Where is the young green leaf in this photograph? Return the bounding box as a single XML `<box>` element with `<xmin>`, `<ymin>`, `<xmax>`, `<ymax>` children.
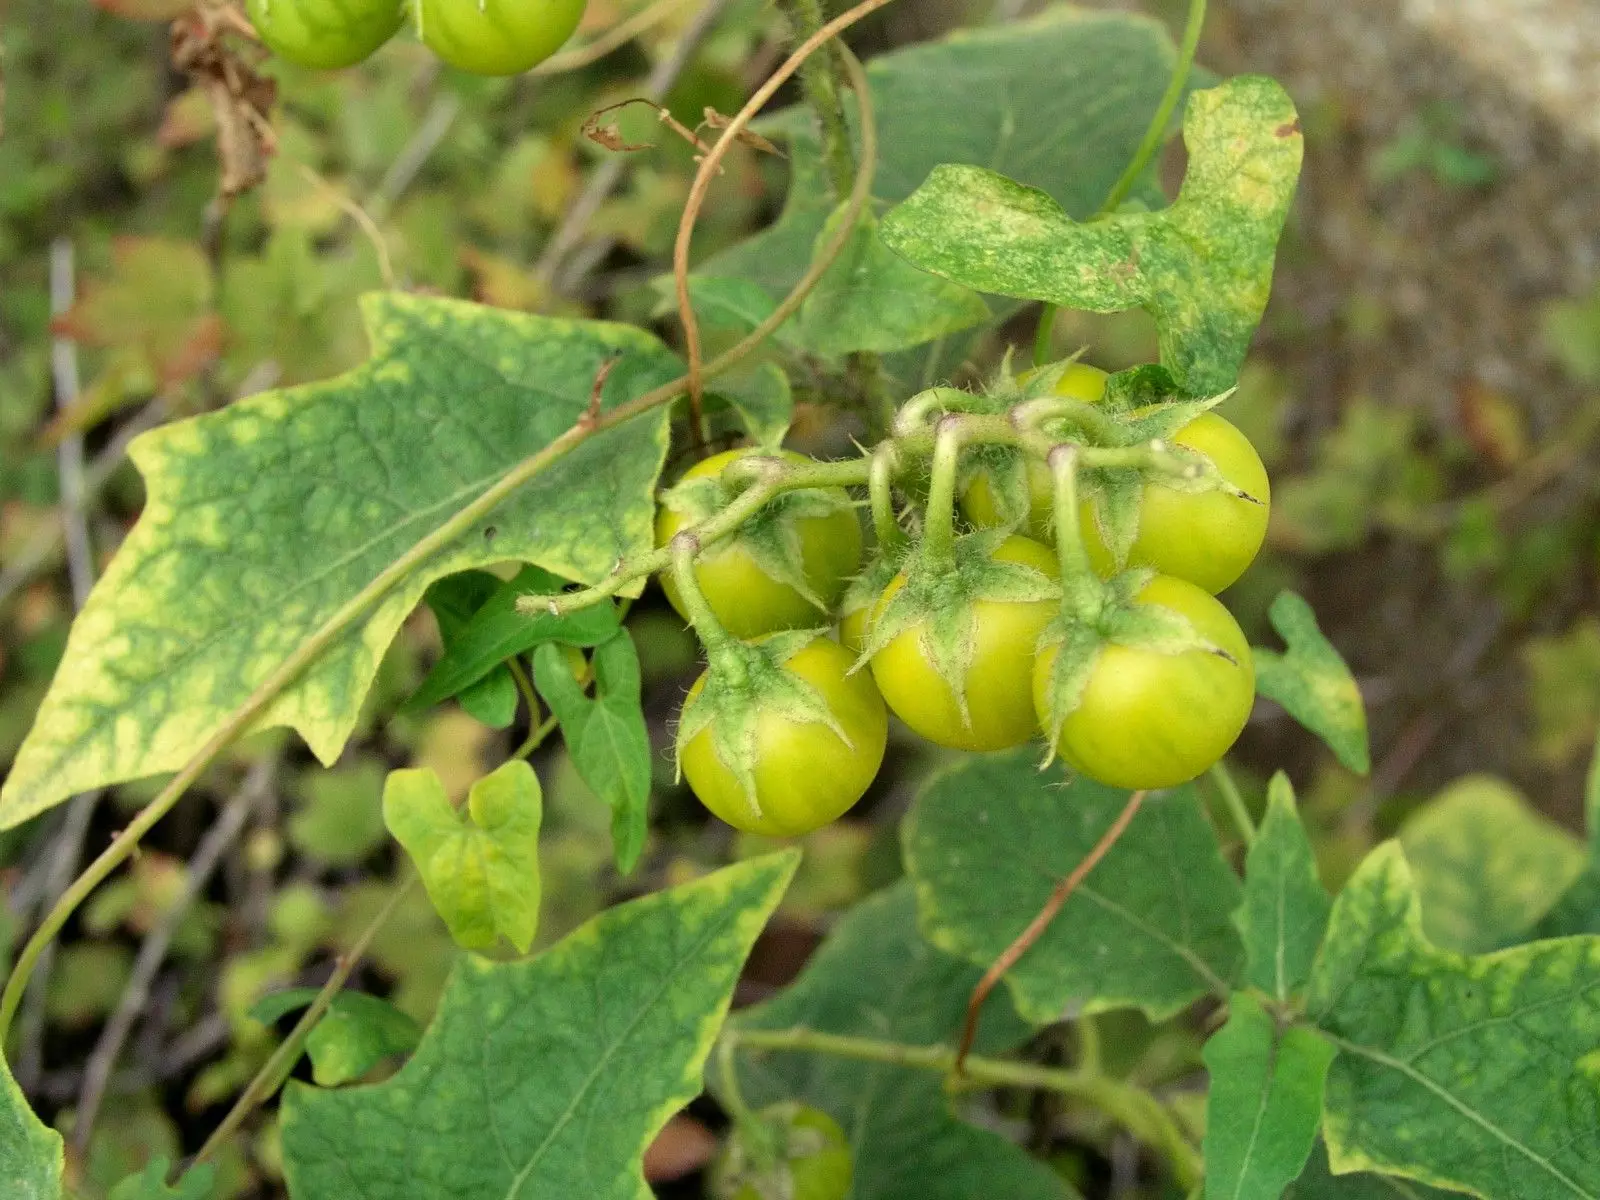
<box><xmin>1236</xmin><ymin>773</ymin><xmax>1332</xmax><ymax>1002</ymax></box>
<box><xmin>1253</xmin><ymin>591</ymin><xmax>1371</xmax><ymax>774</ymax></box>
<box><xmin>1398</xmin><ymin>775</ymin><xmax>1585</xmax><ymax>953</ymax></box>
<box><xmin>533</xmin><ymin>632</ymin><xmax>652</xmax><ymax>875</ymax></box>
<box><xmin>697</xmin><ymin>7</ymin><xmax>1203</xmax><ymax>301</ymax></box>
<box><xmin>0</xmin><ymin>1049</ymin><xmax>61</xmax><ymax>1200</ymax></box>
<box><xmin>280</xmin><ymin>851</ymin><xmax>800</xmax><ymax>1200</ymax></box>
<box><xmin>879</xmin><ymin>76</ymin><xmax>1302</xmax><ymax>395</ymax></box>
<box><xmin>1309</xmin><ymin>842</ymin><xmax>1600</xmax><ymax>1199</ymax></box>
<box><xmin>407</xmin><ymin>564</ymin><xmax>621</xmax><ymax>717</ymax></box>
<box><xmin>728</xmin><ymin>884</ymin><xmax>1066</xmax><ymax>1200</ymax></box>
<box><xmin>1203</xmin><ymin>993</ymin><xmax>1335</xmax><ymax>1200</ymax></box>
<box><xmin>383</xmin><ymin>760</ymin><xmax>544</xmax><ymax>954</ymax></box>
<box><xmin>106</xmin><ymin>1157</ymin><xmax>215</xmax><ymax>1200</ymax></box>
<box><xmin>792</xmin><ymin>210</ymin><xmax>990</xmax><ymax>358</ymax></box>
<box><xmin>417</xmin><ymin>570</ymin><xmax>519</xmax><ymax>728</ymax></box>
<box><xmin>0</xmin><ymin>295</ymin><xmax>678</xmax><ymax>830</ymax></box>
<box><xmin>903</xmin><ymin>751</ymin><xmax>1243</xmax><ymax>1023</ymax></box>
<box><xmin>248</xmin><ymin>988</ymin><xmax>422</xmax><ymax>1087</ymax></box>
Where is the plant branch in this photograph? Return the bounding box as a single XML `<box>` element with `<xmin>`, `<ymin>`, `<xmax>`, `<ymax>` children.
<box><xmin>783</xmin><ymin>0</ymin><xmax>857</xmax><ymax>200</ymax></box>
<box><xmin>188</xmin><ymin>873</ymin><xmax>419</xmax><ymax>1171</ymax></box>
<box><xmin>955</xmin><ymin>790</ymin><xmax>1146</xmax><ymax>1071</ymax></box>
<box><xmin>1031</xmin><ymin>0</ymin><xmax>1206</xmax><ymax>361</ymax></box>
<box><xmin>72</xmin><ymin>755</ymin><xmax>276</xmax><ymax>1151</ymax></box>
<box><xmin>673</xmin><ymin>0</ymin><xmax>889</xmax><ymax>448</ymax></box>
<box><xmin>723</xmin><ymin>1024</ymin><xmax>1200</xmax><ymax>1187</ymax></box>
<box><xmin>1209</xmin><ymin>758</ymin><xmax>1254</xmax><ymax>846</ymax></box>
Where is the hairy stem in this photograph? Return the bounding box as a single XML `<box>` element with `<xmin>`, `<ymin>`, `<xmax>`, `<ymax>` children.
<box><xmin>784</xmin><ymin>0</ymin><xmax>856</xmax><ymax>199</ymax></box>
<box><xmin>724</xmin><ymin>1024</ymin><xmax>1200</xmax><ymax>1187</ymax></box>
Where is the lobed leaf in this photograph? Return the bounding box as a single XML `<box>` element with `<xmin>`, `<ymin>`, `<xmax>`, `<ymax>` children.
<box><xmin>280</xmin><ymin>852</ymin><xmax>799</xmax><ymax>1200</ymax></box>
<box><xmin>1536</xmin><ymin>732</ymin><xmax>1600</xmax><ymax>939</ymax></box>
<box><xmin>383</xmin><ymin>760</ymin><xmax>544</xmax><ymax>954</ymax></box>
<box><xmin>1287</xmin><ymin>1141</ymin><xmax>1466</xmax><ymax>1198</ymax></box>
<box><xmin>880</xmin><ymin>76</ymin><xmax>1303</xmax><ymax>395</ymax></box>
<box><xmin>533</xmin><ymin>633</ymin><xmax>653</xmax><ymax>874</ymax></box>
<box><xmin>903</xmin><ymin>751</ymin><xmax>1243</xmax><ymax>1023</ymax></box>
<box><xmin>1236</xmin><ymin>773</ymin><xmax>1332</xmax><ymax>1001</ymax></box>
<box><xmin>1398</xmin><ymin>775</ymin><xmax>1585</xmax><ymax>953</ymax></box>
<box><xmin>730</xmin><ymin>883</ymin><xmax>1067</xmax><ymax>1200</ymax></box>
<box><xmin>1308</xmin><ymin>843</ymin><xmax>1600</xmax><ymax>1199</ymax></box>
<box><xmin>1203</xmin><ymin>993</ymin><xmax>1335</xmax><ymax>1200</ymax></box>
<box><xmin>1253</xmin><ymin>591</ymin><xmax>1371</xmax><ymax>774</ymax></box>
<box><xmin>1</xmin><ymin>294</ymin><xmax>679</xmax><ymax>829</ymax></box>
<box><xmin>696</xmin><ymin>8</ymin><xmax>1201</xmax><ymax>303</ymax></box>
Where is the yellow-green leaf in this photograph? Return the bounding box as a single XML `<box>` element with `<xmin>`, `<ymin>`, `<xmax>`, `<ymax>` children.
<box><xmin>0</xmin><ymin>1048</ymin><xmax>61</xmax><ymax>1200</ymax></box>
<box><xmin>1</xmin><ymin>294</ymin><xmax>679</xmax><ymax>829</ymax></box>
<box><xmin>1309</xmin><ymin>843</ymin><xmax>1600</xmax><ymax>1199</ymax></box>
<box><xmin>383</xmin><ymin>760</ymin><xmax>544</xmax><ymax>954</ymax></box>
<box><xmin>1399</xmin><ymin>775</ymin><xmax>1586</xmax><ymax>953</ymax></box>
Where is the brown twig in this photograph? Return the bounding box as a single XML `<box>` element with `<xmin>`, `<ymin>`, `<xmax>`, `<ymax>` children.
<box><xmin>581</xmin><ymin>356</ymin><xmax>622</xmax><ymax>429</ymax></box>
<box><xmin>671</xmin><ymin>0</ymin><xmax>898</xmax><ymax>451</ymax></box>
<box><xmin>955</xmin><ymin>790</ymin><xmax>1147</xmax><ymax>1072</ymax></box>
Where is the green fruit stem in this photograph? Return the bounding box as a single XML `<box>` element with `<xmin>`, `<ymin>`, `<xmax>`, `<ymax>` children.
<box><xmin>722</xmin><ymin>1026</ymin><xmax>1201</xmax><ymax>1188</ymax></box>
<box><xmin>869</xmin><ymin>443</ymin><xmax>908</xmax><ymax>554</ymax></box>
<box><xmin>917</xmin><ymin>418</ymin><xmax>965</xmax><ymax>569</ymax></box>
<box><xmin>1049</xmin><ymin>444</ymin><xmax>1103</xmax><ymax>620</ymax></box>
<box><xmin>670</xmin><ymin>532</ymin><xmax>742</xmax><ymax>662</ymax></box>
<box><xmin>1010</xmin><ymin>393</ymin><xmax>1123</xmax><ymax>447</ymax></box>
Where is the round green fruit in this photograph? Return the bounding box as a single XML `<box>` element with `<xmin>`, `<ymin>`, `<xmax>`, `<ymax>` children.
<box><xmin>248</xmin><ymin>0</ymin><xmax>404</xmax><ymax>69</ymax></box>
<box><xmin>715</xmin><ymin>1103</ymin><xmax>853</xmax><ymax>1200</ymax></box>
<box><xmin>413</xmin><ymin>0</ymin><xmax>586</xmax><ymax>76</ymax></box>
<box><xmin>1082</xmin><ymin>410</ymin><xmax>1270</xmax><ymax>594</ymax></box>
<box><xmin>1034</xmin><ymin>573</ymin><xmax>1254</xmax><ymax>789</ymax></box>
<box><xmin>869</xmin><ymin>534</ymin><xmax>1058</xmax><ymax>752</ymax></box>
<box><xmin>657</xmin><ymin>449</ymin><xmax>862</xmax><ymax>642</ymax></box>
<box><xmin>681</xmin><ymin>637</ymin><xmax>886</xmax><ymax>837</ymax></box>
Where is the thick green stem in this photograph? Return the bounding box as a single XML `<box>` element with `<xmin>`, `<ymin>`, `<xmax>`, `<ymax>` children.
<box><xmin>1048</xmin><ymin>445</ymin><xmax>1101</xmax><ymax>620</ymax></box>
<box><xmin>670</xmin><ymin>532</ymin><xmax>739</xmax><ymax>658</ymax></box>
<box><xmin>1100</xmin><ymin>0</ymin><xmax>1206</xmax><ymax>215</ymax></box>
<box><xmin>724</xmin><ymin>1026</ymin><xmax>1201</xmax><ymax>1188</ymax></box>
<box><xmin>1030</xmin><ymin>0</ymin><xmax>1206</xmax><ymax>363</ymax></box>
<box><xmin>869</xmin><ymin>443</ymin><xmax>907</xmax><ymax>553</ymax></box>
<box><xmin>1011</xmin><ymin>394</ymin><xmax>1124</xmax><ymax>447</ymax></box>
<box><xmin>918</xmin><ymin>421</ymin><xmax>965</xmax><ymax>568</ymax></box>
<box><xmin>1210</xmin><ymin>758</ymin><xmax>1255</xmax><ymax>846</ymax></box>
<box><xmin>785</xmin><ymin>0</ymin><xmax>857</xmax><ymax>199</ymax></box>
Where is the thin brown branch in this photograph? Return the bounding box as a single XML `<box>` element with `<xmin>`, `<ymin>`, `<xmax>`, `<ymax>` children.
<box><xmin>672</xmin><ymin>0</ymin><xmax>897</xmax><ymax>449</ymax></box>
<box><xmin>955</xmin><ymin>790</ymin><xmax>1147</xmax><ymax>1072</ymax></box>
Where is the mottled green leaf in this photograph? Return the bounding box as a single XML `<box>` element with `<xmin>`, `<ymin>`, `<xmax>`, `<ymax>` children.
<box><xmin>1537</xmin><ymin>732</ymin><xmax>1600</xmax><ymax>939</ymax></box>
<box><xmin>280</xmin><ymin>852</ymin><xmax>799</xmax><ymax>1200</ymax></box>
<box><xmin>249</xmin><ymin>988</ymin><xmax>422</xmax><ymax>1087</ymax></box>
<box><xmin>730</xmin><ymin>883</ymin><xmax>1067</xmax><ymax>1200</ymax></box>
<box><xmin>1253</xmin><ymin>591</ymin><xmax>1371</xmax><ymax>774</ymax></box>
<box><xmin>698</xmin><ymin>7</ymin><xmax>1201</xmax><ymax>301</ymax></box>
<box><xmin>0</xmin><ymin>1049</ymin><xmax>60</xmax><ymax>1200</ymax></box>
<box><xmin>880</xmin><ymin>76</ymin><xmax>1302</xmax><ymax>395</ymax></box>
<box><xmin>1309</xmin><ymin>843</ymin><xmax>1600</xmax><ymax>1199</ymax></box>
<box><xmin>791</xmin><ymin>210</ymin><xmax>989</xmax><ymax>358</ymax></box>
<box><xmin>382</xmin><ymin>760</ymin><xmax>543</xmax><ymax>954</ymax></box>
<box><xmin>903</xmin><ymin>751</ymin><xmax>1243</xmax><ymax>1023</ymax></box>
<box><xmin>533</xmin><ymin>632</ymin><xmax>652</xmax><ymax>875</ymax></box>
<box><xmin>2</xmin><ymin>294</ymin><xmax>678</xmax><ymax>828</ymax></box>
<box><xmin>1399</xmin><ymin>775</ymin><xmax>1585</xmax><ymax>953</ymax></box>
<box><xmin>1204</xmin><ymin>993</ymin><xmax>1334</xmax><ymax>1200</ymax></box>
<box><xmin>407</xmin><ymin>564</ymin><xmax>621</xmax><ymax>717</ymax></box>
<box><xmin>1288</xmin><ymin>1141</ymin><xmax>1466</xmax><ymax>1199</ymax></box>
<box><xmin>107</xmin><ymin>1156</ymin><xmax>214</xmax><ymax>1200</ymax></box>
<box><xmin>1236</xmin><ymin>773</ymin><xmax>1332</xmax><ymax>1001</ymax></box>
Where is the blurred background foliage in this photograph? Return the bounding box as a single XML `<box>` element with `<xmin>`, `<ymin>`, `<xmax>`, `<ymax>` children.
<box><xmin>1</xmin><ymin>0</ymin><xmax>1598</xmax><ymax>1194</ymax></box>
